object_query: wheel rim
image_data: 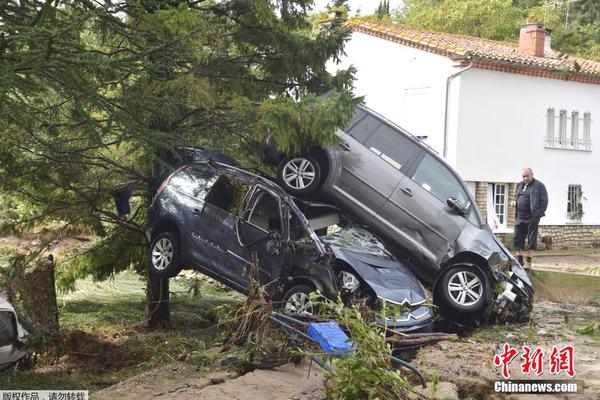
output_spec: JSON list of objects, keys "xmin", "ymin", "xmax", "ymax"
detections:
[
  {"xmin": 151, "ymin": 238, "xmax": 173, "ymax": 271},
  {"xmin": 282, "ymin": 158, "xmax": 316, "ymax": 190},
  {"xmin": 284, "ymin": 292, "xmax": 314, "ymax": 315},
  {"xmin": 447, "ymin": 270, "xmax": 483, "ymax": 306}
]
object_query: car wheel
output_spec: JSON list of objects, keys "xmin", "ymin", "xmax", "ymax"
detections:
[
  {"xmin": 149, "ymin": 232, "xmax": 182, "ymax": 277},
  {"xmin": 439, "ymin": 266, "xmax": 487, "ymax": 315},
  {"xmin": 277, "ymin": 155, "xmax": 322, "ymax": 196},
  {"xmin": 282, "ymin": 284, "xmax": 316, "ymax": 316}
]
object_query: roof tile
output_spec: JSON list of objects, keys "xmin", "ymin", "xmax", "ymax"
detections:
[{"xmin": 347, "ymin": 19, "xmax": 600, "ymax": 78}]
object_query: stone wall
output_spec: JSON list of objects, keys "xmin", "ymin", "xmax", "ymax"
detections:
[
  {"xmin": 537, "ymin": 225, "xmax": 600, "ymax": 249},
  {"xmin": 496, "ymin": 225, "xmax": 600, "ymax": 249},
  {"xmin": 475, "ymin": 182, "xmax": 488, "ymax": 222}
]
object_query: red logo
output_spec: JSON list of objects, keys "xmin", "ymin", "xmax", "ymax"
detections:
[
  {"xmin": 494, "ymin": 344, "xmax": 576, "ymax": 379},
  {"xmin": 493, "ymin": 344, "xmax": 519, "ymax": 379},
  {"xmin": 549, "ymin": 345, "xmax": 575, "ymax": 377}
]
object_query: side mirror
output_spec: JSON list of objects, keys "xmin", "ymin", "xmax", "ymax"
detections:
[{"xmin": 447, "ymin": 197, "xmax": 467, "ymax": 216}]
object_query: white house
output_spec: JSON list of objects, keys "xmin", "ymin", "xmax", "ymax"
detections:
[{"xmin": 331, "ymin": 19, "xmax": 600, "ymax": 247}]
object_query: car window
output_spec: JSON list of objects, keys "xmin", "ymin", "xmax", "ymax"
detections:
[
  {"xmin": 247, "ymin": 191, "xmax": 282, "ymax": 234},
  {"xmin": 204, "ymin": 176, "xmax": 252, "ymax": 217},
  {"xmin": 345, "ymin": 108, "xmax": 367, "ymax": 131},
  {"xmin": 169, "ymin": 167, "xmax": 216, "ymax": 200},
  {"xmin": 0, "ymin": 311, "xmax": 17, "ymax": 347},
  {"xmin": 346, "ymin": 113, "xmax": 380, "ymax": 143},
  {"xmin": 411, "ymin": 153, "xmax": 470, "ymax": 207},
  {"xmin": 363, "ymin": 124, "xmax": 422, "ymax": 171}
]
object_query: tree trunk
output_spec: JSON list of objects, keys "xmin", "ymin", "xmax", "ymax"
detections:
[
  {"xmin": 145, "ymin": 269, "xmax": 170, "ymax": 329},
  {"xmin": 11, "ymin": 255, "xmax": 59, "ymax": 335}
]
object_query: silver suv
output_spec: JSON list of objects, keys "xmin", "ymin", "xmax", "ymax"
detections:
[{"xmin": 266, "ymin": 106, "xmax": 533, "ymax": 321}]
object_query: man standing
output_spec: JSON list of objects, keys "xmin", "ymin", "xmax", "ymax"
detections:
[{"xmin": 513, "ymin": 167, "xmax": 548, "ymax": 269}]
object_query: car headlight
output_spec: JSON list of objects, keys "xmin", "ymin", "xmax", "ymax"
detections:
[{"xmin": 339, "ymin": 271, "xmax": 360, "ymax": 292}]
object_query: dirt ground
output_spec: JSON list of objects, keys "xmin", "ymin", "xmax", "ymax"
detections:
[
  {"xmin": 534, "ymin": 250, "xmax": 600, "ymax": 275},
  {"xmin": 2, "ymin": 236, "xmax": 598, "ymax": 399}
]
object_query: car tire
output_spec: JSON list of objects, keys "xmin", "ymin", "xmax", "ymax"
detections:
[
  {"xmin": 277, "ymin": 155, "xmax": 322, "ymax": 196},
  {"xmin": 149, "ymin": 232, "xmax": 182, "ymax": 277},
  {"xmin": 282, "ymin": 284, "xmax": 316, "ymax": 316},
  {"xmin": 438, "ymin": 265, "xmax": 488, "ymax": 315}
]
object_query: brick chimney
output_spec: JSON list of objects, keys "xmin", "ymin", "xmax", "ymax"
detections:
[{"xmin": 519, "ymin": 23, "xmax": 546, "ymax": 57}]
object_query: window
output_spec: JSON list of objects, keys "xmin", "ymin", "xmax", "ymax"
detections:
[
  {"xmin": 204, "ymin": 176, "xmax": 252, "ymax": 217},
  {"xmin": 411, "ymin": 153, "xmax": 470, "ymax": 208},
  {"xmin": 364, "ymin": 124, "xmax": 421, "ymax": 171},
  {"xmin": 0, "ymin": 311, "xmax": 17, "ymax": 347},
  {"xmin": 567, "ymin": 184, "xmax": 583, "ymax": 222},
  {"xmin": 346, "ymin": 114, "xmax": 380, "ymax": 143},
  {"xmin": 248, "ymin": 191, "xmax": 282, "ymax": 233},
  {"xmin": 170, "ymin": 167, "xmax": 217, "ymax": 199},
  {"xmin": 545, "ymin": 108, "xmax": 592, "ymax": 151}
]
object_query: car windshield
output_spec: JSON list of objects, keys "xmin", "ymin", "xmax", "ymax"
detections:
[
  {"xmin": 290, "ymin": 201, "xmax": 390, "ymax": 258},
  {"xmin": 320, "ymin": 226, "xmax": 390, "ymax": 258}
]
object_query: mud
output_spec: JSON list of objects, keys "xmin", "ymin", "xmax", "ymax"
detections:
[{"xmin": 91, "ymin": 361, "xmax": 326, "ymax": 400}]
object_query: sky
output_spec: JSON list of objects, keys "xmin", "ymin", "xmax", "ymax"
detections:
[{"xmin": 312, "ymin": 0, "xmax": 405, "ymax": 16}]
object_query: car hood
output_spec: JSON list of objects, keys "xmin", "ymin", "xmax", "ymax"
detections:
[
  {"xmin": 329, "ymin": 246, "xmax": 428, "ymax": 306},
  {"xmin": 452, "ymin": 223, "xmax": 532, "ymax": 288}
]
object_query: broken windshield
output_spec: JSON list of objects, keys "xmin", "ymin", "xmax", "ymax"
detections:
[{"xmin": 320, "ymin": 226, "xmax": 391, "ymax": 258}]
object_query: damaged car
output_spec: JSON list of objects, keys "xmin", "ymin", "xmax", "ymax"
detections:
[
  {"xmin": 0, "ymin": 294, "xmax": 29, "ymax": 371},
  {"xmin": 264, "ymin": 105, "xmax": 533, "ymax": 321},
  {"xmin": 147, "ymin": 162, "xmax": 433, "ymax": 331}
]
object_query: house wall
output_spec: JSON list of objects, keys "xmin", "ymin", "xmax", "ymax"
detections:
[
  {"xmin": 455, "ymin": 68, "xmax": 600, "ymax": 226},
  {"xmin": 330, "ymin": 32, "xmax": 463, "ymax": 157}
]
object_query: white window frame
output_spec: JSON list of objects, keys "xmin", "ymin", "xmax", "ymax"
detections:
[
  {"xmin": 567, "ymin": 184, "xmax": 583, "ymax": 223},
  {"xmin": 487, "ymin": 183, "xmax": 509, "ymax": 232},
  {"xmin": 545, "ymin": 107, "xmax": 592, "ymax": 151}
]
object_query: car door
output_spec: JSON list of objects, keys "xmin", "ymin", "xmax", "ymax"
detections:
[
  {"xmin": 330, "ymin": 113, "xmax": 422, "ymax": 228},
  {"xmin": 166, "ymin": 167, "xmax": 228, "ymax": 272},
  {"xmin": 380, "ymin": 152, "xmax": 469, "ymax": 280},
  {"xmin": 225, "ymin": 188, "xmax": 287, "ymax": 292}
]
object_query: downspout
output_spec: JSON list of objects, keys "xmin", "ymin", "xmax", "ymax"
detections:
[{"xmin": 443, "ymin": 59, "xmax": 474, "ymax": 158}]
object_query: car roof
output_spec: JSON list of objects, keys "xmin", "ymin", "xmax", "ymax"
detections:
[{"xmin": 191, "ymin": 160, "xmax": 292, "ymax": 199}]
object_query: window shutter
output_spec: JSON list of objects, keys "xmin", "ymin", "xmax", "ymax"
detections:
[
  {"xmin": 559, "ymin": 109, "xmax": 567, "ymax": 147},
  {"xmin": 571, "ymin": 111, "xmax": 579, "ymax": 148},
  {"xmin": 546, "ymin": 108, "xmax": 555, "ymax": 147},
  {"xmin": 583, "ymin": 112, "xmax": 591, "ymax": 150}
]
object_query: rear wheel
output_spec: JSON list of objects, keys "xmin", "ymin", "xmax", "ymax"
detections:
[
  {"xmin": 438, "ymin": 266, "xmax": 487, "ymax": 315},
  {"xmin": 282, "ymin": 284, "xmax": 316, "ymax": 316},
  {"xmin": 149, "ymin": 232, "xmax": 182, "ymax": 277},
  {"xmin": 277, "ymin": 155, "xmax": 322, "ymax": 196}
]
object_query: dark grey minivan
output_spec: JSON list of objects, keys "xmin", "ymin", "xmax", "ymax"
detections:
[
  {"xmin": 266, "ymin": 106, "xmax": 533, "ymax": 320},
  {"xmin": 147, "ymin": 162, "xmax": 434, "ymax": 331}
]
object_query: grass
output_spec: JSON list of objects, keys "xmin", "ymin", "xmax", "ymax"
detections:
[{"xmin": 0, "ymin": 271, "xmax": 243, "ymax": 391}]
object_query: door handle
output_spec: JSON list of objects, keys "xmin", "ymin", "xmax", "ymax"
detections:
[
  {"xmin": 339, "ymin": 142, "xmax": 351, "ymax": 151},
  {"xmin": 192, "ymin": 208, "xmax": 201, "ymax": 215},
  {"xmin": 400, "ymin": 188, "xmax": 413, "ymax": 197}
]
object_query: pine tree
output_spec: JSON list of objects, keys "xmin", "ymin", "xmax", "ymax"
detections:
[{"xmin": 0, "ymin": 0, "xmax": 360, "ymax": 328}]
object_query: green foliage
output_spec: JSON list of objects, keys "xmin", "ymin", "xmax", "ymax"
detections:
[
  {"xmin": 376, "ymin": 0, "xmax": 391, "ymax": 20},
  {"xmin": 316, "ymin": 298, "xmax": 412, "ymax": 400},
  {"xmin": 576, "ymin": 322, "xmax": 598, "ymax": 335},
  {"xmin": 396, "ymin": 0, "xmax": 600, "ymax": 61},
  {"xmin": 0, "ymin": 1, "xmax": 358, "ymax": 302}
]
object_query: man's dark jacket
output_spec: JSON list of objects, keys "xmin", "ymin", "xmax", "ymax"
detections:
[{"xmin": 515, "ymin": 178, "xmax": 548, "ymax": 220}]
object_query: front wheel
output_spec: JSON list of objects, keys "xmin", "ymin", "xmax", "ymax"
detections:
[
  {"xmin": 277, "ymin": 155, "xmax": 322, "ymax": 196},
  {"xmin": 282, "ymin": 284, "xmax": 316, "ymax": 316},
  {"xmin": 149, "ymin": 232, "xmax": 182, "ymax": 277},
  {"xmin": 438, "ymin": 266, "xmax": 488, "ymax": 315}
]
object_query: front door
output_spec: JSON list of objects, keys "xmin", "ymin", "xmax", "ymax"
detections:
[
  {"xmin": 225, "ymin": 189, "xmax": 287, "ymax": 292},
  {"xmin": 380, "ymin": 152, "xmax": 469, "ymax": 281}
]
